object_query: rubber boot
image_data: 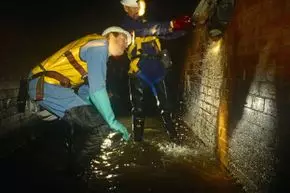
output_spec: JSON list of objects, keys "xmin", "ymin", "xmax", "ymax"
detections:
[
  {"xmin": 132, "ymin": 116, "xmax": 145, "ymax": 142},
  {"xmin": 161, "ymin": 111, "xmax": 179, "ymax": 143}
]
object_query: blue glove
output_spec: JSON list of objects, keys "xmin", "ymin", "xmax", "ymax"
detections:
[{"xmin": 89, "ymin": 88, "xmax": 130, "ymax": 141}]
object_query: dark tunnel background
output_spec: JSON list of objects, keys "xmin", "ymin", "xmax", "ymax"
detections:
[
  {"xmin": 0, "ymin": 0, "xmax": 198, "ymax": 115},
  {"xmin": 1, "ymin": 1, "xmax": 290, "ymax": 192}
]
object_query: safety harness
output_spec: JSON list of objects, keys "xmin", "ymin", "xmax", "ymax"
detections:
[
  {"xmin": 127, "ymin": 35, "xmax": 173, "ymax": 98},
  {"xmin": 28, "ymin": 50, "xmax": 88, "ymax": 101},
  {"xmin": 127, "ymin": 36, "xmax": 162, "ymax": 74}
]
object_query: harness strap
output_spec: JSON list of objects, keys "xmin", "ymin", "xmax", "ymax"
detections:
[
  {"xmin": 29, "ymin": 71, "xmax": 72, "ymax": 88},
  {"xmin": 131, "ymin": 53, "xmax": 161, "ymax": 60},
  {"xmin": 128, "ymin": 37, "xmax": 161, "ymax": 59},
  {"xmin": 29, "ymin": 48, "xmax": 89, "ymax": 101},
  {"xmin": 35, "ymin": 75, "xmax": 45, "ymax": 101},
  {"xmin": 64, "ymin": 51, "xmax": 88, "ymax": 79},
  {"xmin": 29, "ymin": 71, "xmax": 72, "ymax": 101}
]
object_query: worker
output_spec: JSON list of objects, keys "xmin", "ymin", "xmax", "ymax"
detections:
[
  {"xmin": 27, "ymin": 26, "xmax": 131, "ymax": 169},
  {"xmin": 120, "ymin": 0, "xmax": 192, "ymax": 142}
]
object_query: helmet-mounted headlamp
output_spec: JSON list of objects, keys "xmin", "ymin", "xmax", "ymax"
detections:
[{"xmin": 137, "ymin": 0, "xmax": 146, "ymax": 16}]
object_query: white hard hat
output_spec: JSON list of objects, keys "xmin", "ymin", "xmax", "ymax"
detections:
[
  {"xmin": 120, "ymin": 0, "xmax": 139, "ymax": 7},
  {"xmin": 102, "ymin": 26, "xmax": 132, "ymax": 46}
]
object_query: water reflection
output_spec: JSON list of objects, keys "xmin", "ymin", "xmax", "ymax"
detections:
[
  {"xmin": 0, "ymin": 115, "xmax": 244, "ymax": 193},
  {"xmin": 82, "ymin": 116, "xmax": 243, "ymax": 193}
]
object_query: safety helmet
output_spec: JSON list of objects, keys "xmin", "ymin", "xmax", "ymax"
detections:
[
  {"xmin": 102, "ymin": 26, "xmax": 132, "ymax": 46},
  {"xmin": 120, "ymin": 0, "xmax": 139, "ymax": 7}
]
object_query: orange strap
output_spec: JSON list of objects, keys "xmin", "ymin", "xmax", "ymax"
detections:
[
  {"xmin": 64, "ymin": 51, "xmax": 87, "ymax": 79},
  {"xmin": 30, "ymin": 71, "xmax": 72, "ymax": 101}
]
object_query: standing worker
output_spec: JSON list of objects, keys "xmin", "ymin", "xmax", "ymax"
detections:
[
  {"xmin": 120, "ymin": 0, "xmax": 192, "ymax": 142},
  {"xmin": 27, "ymin": 26, "xmax": 131, "ymax": 169}
]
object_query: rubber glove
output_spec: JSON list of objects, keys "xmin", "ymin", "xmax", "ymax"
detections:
[
  {"xmin": 90, "ymin": 88, "xmax": 130, "ymax": 141},
  {"xmin": 171, "ymin": 15, "xmax": 192, "ymax": 30}
]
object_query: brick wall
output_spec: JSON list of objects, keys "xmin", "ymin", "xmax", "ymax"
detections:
[
  {"xmin": 183, "ymin": 0, "xmax": 290, "ymax": 192},
  {"xmin": 0, "ymin": 78, "xmax": 40, "ymax": 136}
]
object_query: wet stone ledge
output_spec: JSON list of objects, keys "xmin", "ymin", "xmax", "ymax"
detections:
[{"xmin": 0, "ymin": 79, "xmax": 41, "ymax": 144}]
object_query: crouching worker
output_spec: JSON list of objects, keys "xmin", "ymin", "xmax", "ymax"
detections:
[{"xmin": 27, "ymin": 26, "xmax": 131, "ymax": 171}]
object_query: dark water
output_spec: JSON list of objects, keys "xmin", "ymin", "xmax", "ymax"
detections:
[{"xmin": 0, "ymin": 116, "xmax": 245, "ymax": 193}]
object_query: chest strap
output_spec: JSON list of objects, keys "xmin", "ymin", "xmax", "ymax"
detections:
[{"xmin": 64, "ymin": 51, "xmax": 87, "ymax": 80}]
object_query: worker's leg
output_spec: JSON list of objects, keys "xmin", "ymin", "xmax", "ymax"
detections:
[
  {"xmin": 129, "ymin": 77, "xmax": 145, "ymax": 141},
  {"xmin": 154, "ymin": 80, "xmax": 178, "ymax": 141}
]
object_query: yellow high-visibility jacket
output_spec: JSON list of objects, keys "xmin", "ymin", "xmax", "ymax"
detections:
[
  {"xmin": 127, "ymin": 35, "xmax": 161, "ymax": 74},
  {"xmin": 31, "ymin": 34, "xmax": 105, "ymax": 87}
]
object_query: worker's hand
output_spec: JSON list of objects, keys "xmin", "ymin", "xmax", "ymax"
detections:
[
  {"xmin": 171, "ymin": 15, "xmax": 192, "ymax": 30},
  {"xmin": 110, "ymin": 120, "xmax": 130, "ymax": 141}
]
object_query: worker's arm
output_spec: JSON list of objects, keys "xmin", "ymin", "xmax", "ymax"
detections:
[
  {"xmin": 80, "ymin": 40, "xmax": 130, "ymax": 141},
  {"xmin": 135, "ymin": 22, "xmax": 187, "ymax": 40},
  {"xmin": 122, "ymin": 16, "xmax": 191, "ymax": 39}
]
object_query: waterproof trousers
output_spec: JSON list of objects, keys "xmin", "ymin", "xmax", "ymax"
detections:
[
  {"xmin": 129, "ymin": 77, "xmax": 177, "ymax": 141},
  {"xmin": 28, "ymin": 79, "xmax": 112, "ymax": 172},
  {"xmin": 63, "ymin": 105, "xmax": 112, "ymax": 172}
]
